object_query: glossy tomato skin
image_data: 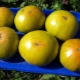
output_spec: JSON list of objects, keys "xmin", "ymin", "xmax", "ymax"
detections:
[
  {"xmin": 18, "ymin": 30, "xmax": 59, "ymax": 66},
  {"xmin": 14, "ymin": 5, "xmax": 46, "ymax": 33},
  {"xmin": 45, "ymin": 10, "xmax": 79, "ymax": 41},
  {"xmin": 0, "ymin": 7, "xmax": 14, "ymax": 27},
  {"xmin": 0, "ymin": 27, "xmax": 19, "ymax": 60},
  {"xmin": 60, "ymin": 39, "xmax": 80, "ymax": 71}
]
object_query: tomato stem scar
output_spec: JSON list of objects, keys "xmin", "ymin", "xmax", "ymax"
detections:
[{"xmin": 62, "ymin": 16, "xmax": 68, "ymax": 20}]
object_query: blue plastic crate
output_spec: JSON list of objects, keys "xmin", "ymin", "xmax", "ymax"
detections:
[{"xmin": 0, "ymin": 8, "xmax": 80, "ymax": 76}]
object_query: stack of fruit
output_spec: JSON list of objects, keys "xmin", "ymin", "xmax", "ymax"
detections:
[{"xmin": 0, "ymin": 5, "xmax": 79, "ymax": 72}]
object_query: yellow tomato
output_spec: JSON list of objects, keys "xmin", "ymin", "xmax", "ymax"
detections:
[
  {"xmin": 45, "ymin": 10, "xmax": 78, "ymax": 41},
  {"xmin": 0, "ymin": 7, "xmax": 14, "ymax": 27},
  {"xmin": 0, "ymin": 27, "xmax": 19, "ymax": 59},
  {"xmin": 14, "ymin": 5, "xmax": 46, "ymax": 33},
  {"xmin": 18, "ymin": 30, "xmax": 59, "ymax": 66},
  {"xmin": 60, "ymin": 39, "xmax": 80, "ymax": 71}
]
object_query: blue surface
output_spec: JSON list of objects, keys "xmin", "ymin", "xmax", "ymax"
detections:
[{"xmin": 0, "ymin": 8, "xmax": 80, "ymax": 76}]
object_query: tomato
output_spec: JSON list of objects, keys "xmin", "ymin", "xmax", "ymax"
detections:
[
  {"xmin": 0, "ymin": 27, "xmax": 19, "ymax": 60},
  {"xmin": 60, "ymin": 39, "xmax": 80, "ymax": 71},
  {"xmin": 45, "ymin": 10, "xmax": 78, "ymax": 41},
  {"xmin": 0, "ymin": 7, "xmax": 14, "ymax": 27},
  {"xmin": 14, "ymin": 5, "xmax": 46, "ymax": 33},
  {"xmin": 18, "ymin": 30, "xmax": 59, "ymax": 66}
]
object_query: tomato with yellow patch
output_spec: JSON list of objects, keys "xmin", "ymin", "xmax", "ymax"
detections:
[
  {"xmin": 0, "ymin": 27, "xmax": 19, "ymax": 59},
  {"xmin": 45, "ymin": 10, "xmax": 78, "ymax": 41},
  {"xmin": 18, "ymin": 30, "xmax": 59, "ymax": 66},
  {"xmin": 0, "ymin": 7, "xmax": 14, "ymax": 27},
  {"xmin": 14, "ymin": 5, "xmax": 46, "ymax": 33},
  {"xmin": 60, "ymin": 39, "xmax": 80, "ymax": 71}
]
